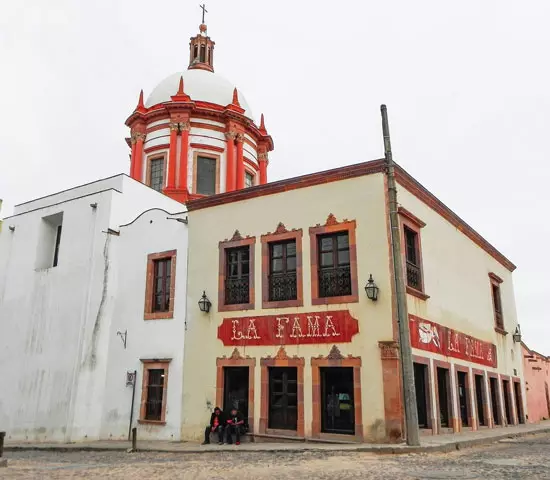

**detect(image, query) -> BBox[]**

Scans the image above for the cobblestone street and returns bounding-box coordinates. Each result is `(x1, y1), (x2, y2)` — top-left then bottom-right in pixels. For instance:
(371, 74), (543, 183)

(2, 433), (550, 479)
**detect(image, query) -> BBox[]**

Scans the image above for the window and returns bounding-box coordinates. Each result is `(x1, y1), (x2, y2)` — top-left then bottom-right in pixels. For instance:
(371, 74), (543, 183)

(144, 250), (177, 320)
(404, 226), (422, 290)
(218, 232), (255, 311)
(35, 212), (64, 269)
(245, 171), (254, 188)
(53, 225), (62, 267)
(309, 215), (358, 305)
(140, 361), (170, 424)
(489, 273), (504, 330)
(149, 157), (164, 192)
(318, 232), (351, 298)
(194, 154), (218, 195)
(225, 246), (250, 305)
(398, 207), (427, 297)
(200, 44), (206, 62)
(261, 224), (303, 309)
(152, 258), (171, 312)
(269, 241), (297, 302)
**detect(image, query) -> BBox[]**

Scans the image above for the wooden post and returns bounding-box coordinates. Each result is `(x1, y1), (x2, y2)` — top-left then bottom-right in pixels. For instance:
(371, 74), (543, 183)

(131, 427), (137, 452)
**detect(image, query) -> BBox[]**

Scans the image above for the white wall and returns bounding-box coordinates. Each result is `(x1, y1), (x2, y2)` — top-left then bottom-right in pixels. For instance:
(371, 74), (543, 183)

(0, 188), (115, 442)
(0, 175), (188, 442)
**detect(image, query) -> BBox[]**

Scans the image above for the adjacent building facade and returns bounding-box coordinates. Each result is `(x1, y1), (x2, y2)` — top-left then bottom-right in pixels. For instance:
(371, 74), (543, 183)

(182, 160), (525, 442)
(522, 343), (550, 423)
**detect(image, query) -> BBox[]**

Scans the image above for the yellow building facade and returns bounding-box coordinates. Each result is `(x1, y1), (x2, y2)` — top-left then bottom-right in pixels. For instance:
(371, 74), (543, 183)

(182, 159), (524, 443)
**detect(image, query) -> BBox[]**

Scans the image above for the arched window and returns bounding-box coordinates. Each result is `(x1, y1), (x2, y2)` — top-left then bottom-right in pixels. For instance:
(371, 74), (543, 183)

(200, 45), (206, 62)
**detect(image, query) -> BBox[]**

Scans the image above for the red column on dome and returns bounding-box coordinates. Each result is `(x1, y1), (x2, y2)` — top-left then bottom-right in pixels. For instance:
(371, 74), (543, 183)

(134, 133), (145, 182)
(225, 132), (236, 192)
(167, 123), (178, 189)
(178, 122), (190, 191)
(259, 153), (268, 185)
(236, 134), (245, 189)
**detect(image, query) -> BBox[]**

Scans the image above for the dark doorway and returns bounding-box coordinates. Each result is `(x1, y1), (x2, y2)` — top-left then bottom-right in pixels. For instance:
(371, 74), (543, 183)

(513, 382), (524, 424)
(436, 367), (451, 428)
(268, 367), (297, 430)
(223, 367), (249, 422)
(414, 363), (429, 428)
(321, 367), (355, 435)
(457, 371), (469, 427)
(502, 380), (513, 425)
(474, 375), (486, 426)
(489, 377), (501, 425)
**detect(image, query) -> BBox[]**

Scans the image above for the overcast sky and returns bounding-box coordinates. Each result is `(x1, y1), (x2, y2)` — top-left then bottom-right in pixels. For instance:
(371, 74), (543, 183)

(1, 0), (549, 353)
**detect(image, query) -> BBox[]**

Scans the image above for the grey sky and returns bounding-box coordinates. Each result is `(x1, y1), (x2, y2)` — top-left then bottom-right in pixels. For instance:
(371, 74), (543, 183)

(1, 0), (549, 353)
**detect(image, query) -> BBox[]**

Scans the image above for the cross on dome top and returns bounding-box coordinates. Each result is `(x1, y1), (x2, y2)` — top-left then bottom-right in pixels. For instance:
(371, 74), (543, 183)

(200, 3), (208, 24)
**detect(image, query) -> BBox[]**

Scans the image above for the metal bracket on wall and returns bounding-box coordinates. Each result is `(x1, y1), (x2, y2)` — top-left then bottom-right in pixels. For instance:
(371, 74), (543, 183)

(117, 330), (127, 349)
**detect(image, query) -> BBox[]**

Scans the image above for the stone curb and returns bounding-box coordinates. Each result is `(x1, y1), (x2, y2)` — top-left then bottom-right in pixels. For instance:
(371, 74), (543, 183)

(5, 427), (550, 456)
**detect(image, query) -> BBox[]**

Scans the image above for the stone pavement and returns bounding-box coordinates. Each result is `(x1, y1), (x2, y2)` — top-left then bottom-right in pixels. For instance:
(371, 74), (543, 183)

(4, 421), (550, 455)
(3, 432), (550, 479)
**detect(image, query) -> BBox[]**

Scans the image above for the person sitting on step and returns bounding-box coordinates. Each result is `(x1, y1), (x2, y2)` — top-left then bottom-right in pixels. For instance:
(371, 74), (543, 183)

(225, 407), (245, 445)
(202, 407), (225, 445)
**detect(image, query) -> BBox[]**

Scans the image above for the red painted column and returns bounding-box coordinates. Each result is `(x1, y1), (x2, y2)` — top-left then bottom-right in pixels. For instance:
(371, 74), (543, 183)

(258, 153), (268, 185)
(167, 123), (178, 189)
(225, 131), (236, 192)
(129, 138), (137, 178)
(134, 133), (145, 182)
(178, 122), (190, 191)
(236, 134), (245, 190)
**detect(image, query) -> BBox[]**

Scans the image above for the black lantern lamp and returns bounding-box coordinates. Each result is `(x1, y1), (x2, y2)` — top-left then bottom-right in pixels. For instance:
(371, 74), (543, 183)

(198, 291), (212, 313)
(513, 324), (522, 343)
(365, 274), (379, 301)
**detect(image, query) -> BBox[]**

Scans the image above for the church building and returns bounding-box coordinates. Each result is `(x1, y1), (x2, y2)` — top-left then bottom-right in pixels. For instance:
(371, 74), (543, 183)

(0, 13), (532, 445)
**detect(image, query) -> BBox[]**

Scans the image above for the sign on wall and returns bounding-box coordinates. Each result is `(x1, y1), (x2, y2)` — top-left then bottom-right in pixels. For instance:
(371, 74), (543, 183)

(410, 315), (497, 368)
(217, 310), (359, 347)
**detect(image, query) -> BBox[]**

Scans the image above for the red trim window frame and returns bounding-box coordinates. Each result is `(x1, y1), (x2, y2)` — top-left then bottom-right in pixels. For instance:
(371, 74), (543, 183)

(139, 359), (171, 425)
(144, 250), (177, 320)
(489, 272), (506, 334)
(218, 233), (256, 312)
(309, 215), (358, 306)
(146, 153), (167, 193)
(399, 207), (428, 300)
(261, 224), (303, 309)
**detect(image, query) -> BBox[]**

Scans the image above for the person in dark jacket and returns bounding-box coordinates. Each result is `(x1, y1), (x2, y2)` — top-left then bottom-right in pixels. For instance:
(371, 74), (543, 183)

(225, 407), (245, 445)
(202, 407), (225, 445)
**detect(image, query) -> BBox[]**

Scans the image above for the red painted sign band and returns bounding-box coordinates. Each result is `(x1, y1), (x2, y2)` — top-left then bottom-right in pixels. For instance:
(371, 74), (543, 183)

(410, 315), (497, 368)
(217, 310), (359, 347)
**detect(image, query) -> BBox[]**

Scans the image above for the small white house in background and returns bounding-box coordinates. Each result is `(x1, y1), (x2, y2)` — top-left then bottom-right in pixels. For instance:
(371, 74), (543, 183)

(0, 174), (188, 442)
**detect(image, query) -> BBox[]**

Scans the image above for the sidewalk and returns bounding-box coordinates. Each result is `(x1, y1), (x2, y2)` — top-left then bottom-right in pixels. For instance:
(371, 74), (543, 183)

(4, 421), (550, 455)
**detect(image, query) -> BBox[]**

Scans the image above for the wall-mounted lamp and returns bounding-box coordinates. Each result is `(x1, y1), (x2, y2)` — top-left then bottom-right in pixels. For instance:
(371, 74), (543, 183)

(90, 203), (98, 209)
(8, 225), (15, 232)
(513, 325), (522, 343)
(198, 291), (212, 313)
(117, 330), (127, 349)
(364, 274), (379, 301)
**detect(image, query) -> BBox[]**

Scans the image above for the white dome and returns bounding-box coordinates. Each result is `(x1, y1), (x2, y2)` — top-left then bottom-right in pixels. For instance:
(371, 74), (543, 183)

(145, 69), (254, 120)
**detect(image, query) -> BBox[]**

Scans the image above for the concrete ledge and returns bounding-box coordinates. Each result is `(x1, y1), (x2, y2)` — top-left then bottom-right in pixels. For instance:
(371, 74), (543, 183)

(4, 425), (550, 456)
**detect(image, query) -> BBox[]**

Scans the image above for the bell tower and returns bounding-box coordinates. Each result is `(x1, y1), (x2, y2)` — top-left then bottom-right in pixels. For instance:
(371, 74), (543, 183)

(188, 11), (215, 73)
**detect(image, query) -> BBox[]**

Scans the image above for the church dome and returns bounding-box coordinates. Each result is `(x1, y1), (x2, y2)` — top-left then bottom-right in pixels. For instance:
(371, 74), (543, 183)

(145, 69), (254, 121)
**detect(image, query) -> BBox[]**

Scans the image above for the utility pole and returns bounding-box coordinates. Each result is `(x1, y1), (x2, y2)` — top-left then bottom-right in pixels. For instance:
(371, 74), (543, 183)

(381, 104), (420, 446)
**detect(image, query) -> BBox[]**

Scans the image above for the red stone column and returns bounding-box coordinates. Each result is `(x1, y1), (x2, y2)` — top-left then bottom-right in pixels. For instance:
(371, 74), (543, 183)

(167, 123), (178, 189)
(258, 152), (268, 185)
(133, 133), (146, 182)
(378, 341), (404, 442)
(236, 134), (245, 190)
(178, 122), (190, 191)
(225, 131), (236, 192)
